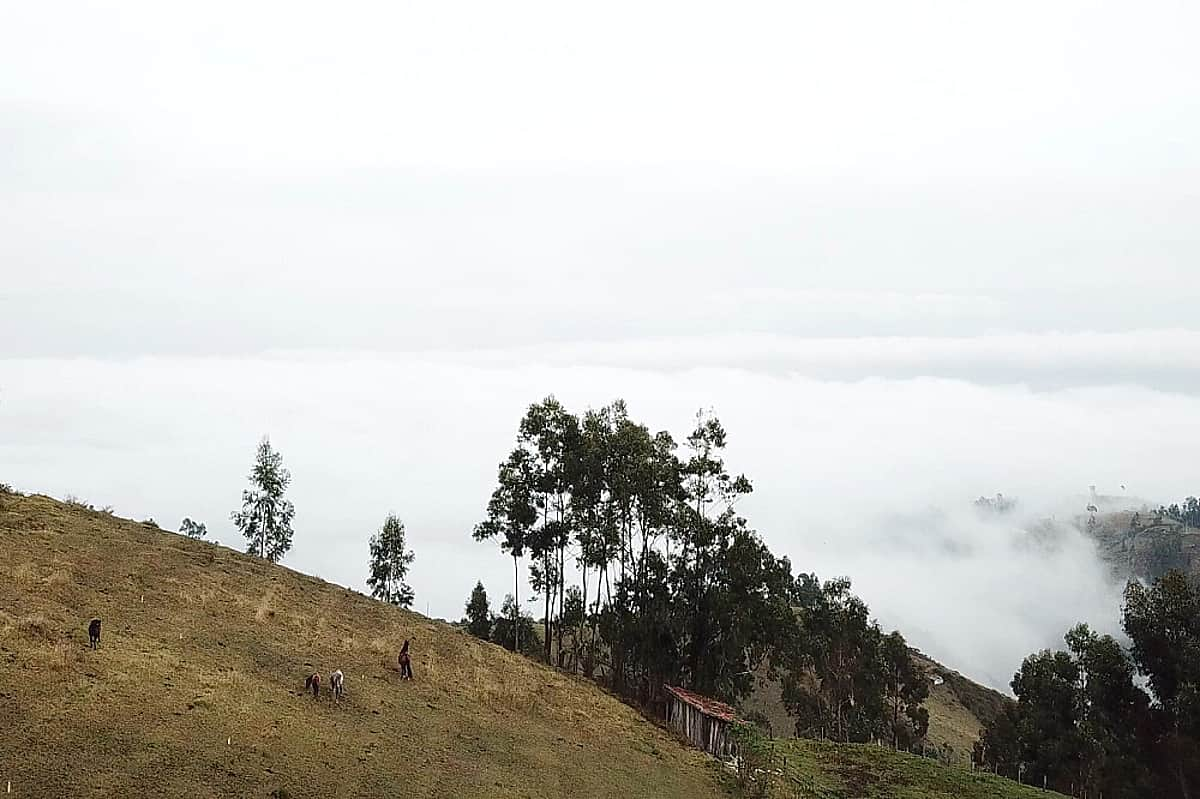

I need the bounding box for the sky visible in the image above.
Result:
[2,0,1198,691]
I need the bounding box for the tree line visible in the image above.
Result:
[468,396,928,750]
[974,569,1200,798]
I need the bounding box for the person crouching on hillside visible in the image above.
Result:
[398,640,413,680]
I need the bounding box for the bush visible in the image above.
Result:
[730,722,773,799]
[179,518,208,539]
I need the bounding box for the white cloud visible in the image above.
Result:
[3,0,1198,694]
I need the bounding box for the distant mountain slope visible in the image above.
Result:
[0,493,728,798]
[741,650,1010,766]
[1082,509,1200,583]
[767,737,1068,799]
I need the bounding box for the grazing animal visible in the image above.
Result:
[398,639,413,680]
[330,669,344,701]
[88,618,101,650]
[305,672,321,698]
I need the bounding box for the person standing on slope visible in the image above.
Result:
[398,639,413,680]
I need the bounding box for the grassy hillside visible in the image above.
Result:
[0,492,728,798]
[742,653,1010,766]
[0,489,1059,798]
[761,738,1068,799]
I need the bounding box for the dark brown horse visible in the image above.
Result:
[305,672,321,698]
[398,640,413,680]
[88,618,101,650]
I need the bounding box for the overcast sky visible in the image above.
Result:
[3,1,1198,691]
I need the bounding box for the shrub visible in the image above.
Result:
[179,518,208,539]
[730,722,774,799]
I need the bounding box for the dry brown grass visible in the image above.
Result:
[17,612,57,642]
[51,640,75,670]
[0,492,730,799]
[10,562,38,586]
[43,567,72,587]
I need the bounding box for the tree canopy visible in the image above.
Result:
[473,395,931,753]
[367,513,415,608]
[231,437,295,562]
[975,571,1200,798]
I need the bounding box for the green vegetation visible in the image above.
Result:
[231,436,295,562]
[463,580,492,639]
[474,397,937,751]
[1158,496,1200,528]
[366,513,416,608]
[766,737,1069,799]
[975,570,1200,798]
[178,517,207,539]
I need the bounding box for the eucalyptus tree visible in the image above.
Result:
[231,436,295,562]
[518,396,581,663]
[367,513,416,607]
[474,447,537,653]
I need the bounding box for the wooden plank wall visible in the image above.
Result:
[667,695,734,759]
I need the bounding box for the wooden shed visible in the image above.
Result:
[664,684,743,760]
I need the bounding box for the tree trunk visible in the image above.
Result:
[513,554,520,653]
[579,559,588,675]
[543,551,552,663]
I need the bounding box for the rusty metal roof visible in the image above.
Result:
[664,685,741,723]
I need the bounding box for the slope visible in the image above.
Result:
[1082,509,1200,583]
[0,492,728,798]
[741,652,1010,766]
[764,738,1068,799]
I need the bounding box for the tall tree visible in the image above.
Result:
[976,624,1155,797]
[518,396,580,664]
[1124,571,1200,799]
[464,581,493,639]
[881,631,929,750]
[475,448,537,653]
[367,513,416,607]
[231,436,295,562]
[785,577,889,743]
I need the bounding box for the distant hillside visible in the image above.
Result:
[1082,509,1200,583]
[741,650,1010,767]
[762,737,1068,799]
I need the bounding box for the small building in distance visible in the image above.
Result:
[664,684,743,759]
